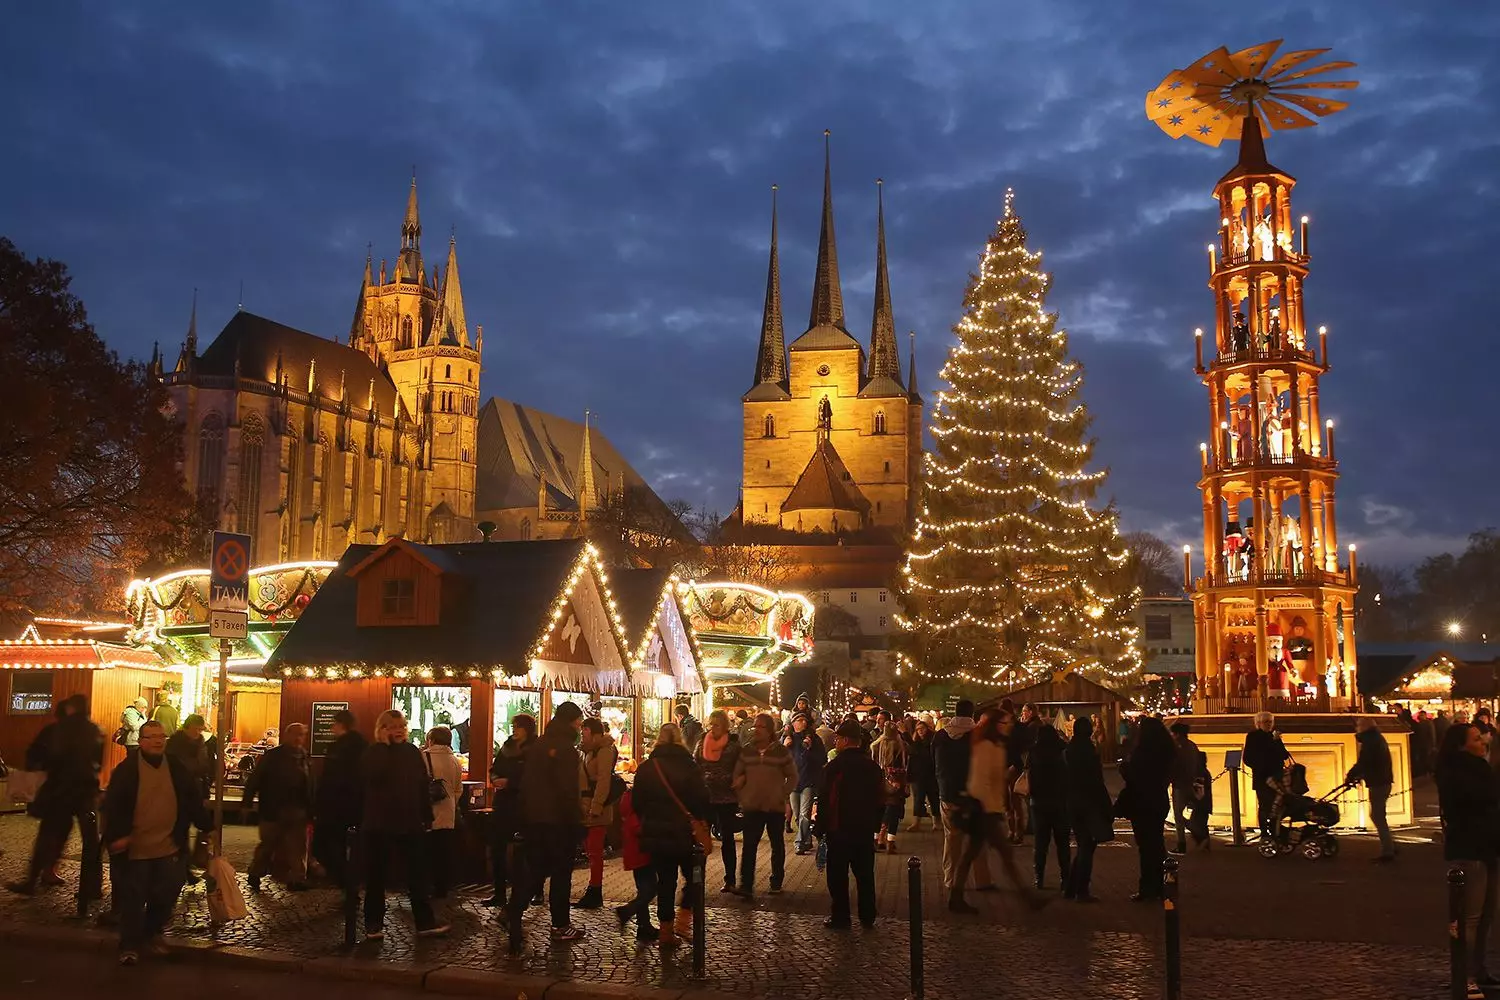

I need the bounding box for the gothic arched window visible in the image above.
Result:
[237,413,264,537]
[401,316,413,349]
[284,435,302,557]
[873,410,887,435]
[197,412,226,517]
[764,414,775,438]
[520,518,532,541]
[445,364,451,379]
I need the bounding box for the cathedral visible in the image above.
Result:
[159,177,675,566]
[740,139,923,537]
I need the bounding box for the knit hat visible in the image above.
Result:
[835,720,866,742]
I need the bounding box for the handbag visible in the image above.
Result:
[1013,769,1031,798]
[423,750,449,804]
[604,773,627,807]
[652,759,712,855]
[5,768,45,804]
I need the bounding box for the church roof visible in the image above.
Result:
[790,323,865,353]
[475,399,677,524]
[858,375,907,399]
[864,179,903,389]
[748,187,787,392]
[430,236,469,348]
[195,311,404,418]
[782,435,871,515]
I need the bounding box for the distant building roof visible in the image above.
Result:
[1358,642,1500,697]
[782,436,871,516]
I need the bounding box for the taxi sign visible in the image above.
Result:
[209,531,252,611]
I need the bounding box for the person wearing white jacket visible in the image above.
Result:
[423,727,465,898]
[950,708,1042,914]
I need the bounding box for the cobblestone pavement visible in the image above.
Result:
[0,789,1460,999]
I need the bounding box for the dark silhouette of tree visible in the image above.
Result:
[1122,530,1182,597]
[0,238,204,613]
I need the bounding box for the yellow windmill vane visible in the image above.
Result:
[1146,40,1358,148]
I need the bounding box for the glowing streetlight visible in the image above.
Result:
[1448,621,1463,638]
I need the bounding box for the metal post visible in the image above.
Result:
[1227,762,1245,846]
[1450,866,1468,1000]
[907,856,924,1000]
[1163,857,1182,1000]
[211,637,231,856]
[343,826,359,947]
[691,843,706,980]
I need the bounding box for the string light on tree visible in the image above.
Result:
[896,189,1142,685]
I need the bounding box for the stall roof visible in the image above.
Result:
[981,671,1134,710]
[1357,643,1500,697]
[267,538,609,679]
[0,639,163,671]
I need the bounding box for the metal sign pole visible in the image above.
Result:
[213,636,230,855]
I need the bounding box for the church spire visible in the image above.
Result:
[578,409,597,519]
[186,289,198,356]
[349,245,372,345]
[807,130,845,331]
[397,170,424,284]
[908,330,922,402]
[867,179,902,384]
[752,185,786,386]
[432,233,469,347]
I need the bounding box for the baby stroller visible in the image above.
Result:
[1259,763,1348,860]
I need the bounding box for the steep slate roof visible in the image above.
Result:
[790,134,862,355]
[196,311,404,417]
[611,567,675,643]
[266,539,592,677]
[782,436,871,516]
[745,188,789,400]
[860,180,904,398]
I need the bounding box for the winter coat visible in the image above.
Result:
[244,744,313,820]
[360,741,434,834]
[1027,728,1069,813]
[906,731,937,786]
[1243,728,1290,783]
[151,702,179,738]
[694,731,742,805]
[966,738,1011,815]
[934,717,978,804]
[734,738,796,813]
[31,713,104,814]
[581,735,619,828]
[1170,738,1209,794]
[423,744,464,831]
[782,696,815,738]
[618,789,651,871]
[103,754,212,853]
[1347,727,1394,787]
[632,742,710,858]
[1064,732,1112,838]
[121,705,147,747]
[814,745,884,843]
[1438,751,1500,862]
[489,735,529,828]
[520,717,585,828]
[315,730,367,828]
[872,733,909,805]
[1010,719,1042,769]
[165,731,212,797]
[788,729,828,792]
[678,714,705,754]
[1119,724,1173,823]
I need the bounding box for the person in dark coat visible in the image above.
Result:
[786,712,827,854]
[782,692,816,740]
[1064,716,1111,902]
[694,709,742,890]
[1169,721,1211,854]
[673,703,704,755]
[244,722,313,891]
[1347,717,1396,862]
[165,714,213,797]
[904,719,939,833]
[933,700,993,892]
[311,710,366,885]
[632,722,710,947]
[1437,723,1500,990]
[102,720,212,964]
[1413,711,1437,778]
[1119,716,1174,901]
[1027,725,1070,889]
[1242,712,1290,838]
[507,701,585,950]
[816,720,885,929]
[360,710,446,940]
[7,695,103,900]
[483,713,535,907]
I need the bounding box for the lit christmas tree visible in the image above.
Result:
[897,191,1141,683]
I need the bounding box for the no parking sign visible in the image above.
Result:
[209,531,251,611]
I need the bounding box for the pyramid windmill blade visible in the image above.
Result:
[1228,40,1283,78]
[1285,80,1360,91]
[1276,60,1358,84]
[1259,98,1319,132]
[1146,73,1202,122]
[1264,48,1330,80]
[1272,91,1350,117]
[1179,46,1239,86]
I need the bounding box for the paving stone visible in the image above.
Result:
[425,965,554,998]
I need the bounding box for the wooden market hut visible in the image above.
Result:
[265,537,641,785]
[1358,642,1500,712]
[610,568,706,758]
[981,671,1134,751]
[0,631,168,786]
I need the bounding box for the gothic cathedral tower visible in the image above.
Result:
[349,176,481,541]
[741,135,922,536]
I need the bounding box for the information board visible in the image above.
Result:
[311,701,350,756]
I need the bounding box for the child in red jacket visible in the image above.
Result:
[614,789,658,941]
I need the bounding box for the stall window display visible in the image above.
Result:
[492,689,542,752]
[392,685,472,772]
[639,698,666,756]
[556,691,636,761]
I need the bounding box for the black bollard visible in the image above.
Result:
[343,826,359,947]
[907,856,924,1000]
[1163,857,1182,1000]
[1450,866,1468,1000]
[691,843,707,980]
[1226,762,1245,847]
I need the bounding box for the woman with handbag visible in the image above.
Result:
[1064,715,1111,902]
[361,710,447,939]
[422,726,464,899]
[694,710,742,893]
[949,708,1041,914]
[631,722,711,947]
[575,718,619,910]
[871,723,909,853]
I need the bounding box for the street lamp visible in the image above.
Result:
[1447,621,1463,638]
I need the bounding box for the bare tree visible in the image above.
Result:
[1123,530,1181,596]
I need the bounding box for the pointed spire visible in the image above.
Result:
[808,130,845,331]
[867,178,902,384]
[149,341,160,378]
[577,410,598,518]
[185,289,199,356]
[349,247,372,344]
[307,357,317,395]
[432,233,469,347]
[751,185,787,386]
[907,330,922,402]
[397,171,423,284]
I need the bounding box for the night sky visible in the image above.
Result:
[3,3,1495,566]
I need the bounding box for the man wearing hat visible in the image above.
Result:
[815,721,884,929]
[1169,721,1211,854]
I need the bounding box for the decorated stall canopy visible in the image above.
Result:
[676,581,814,686]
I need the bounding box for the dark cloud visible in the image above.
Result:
[2,1,1494,563]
